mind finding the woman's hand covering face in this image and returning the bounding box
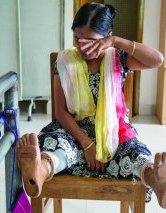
[78,35,114,59]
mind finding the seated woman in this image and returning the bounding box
[17,2,166,208]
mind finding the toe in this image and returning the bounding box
[25,134,30,145]
[162,152,166,163]
[154,153,162,168]
[17,138,23,148]
[29,133,38,146]
[20,139,25,147]
[22,135,28,146]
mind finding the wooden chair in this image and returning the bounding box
[31,52,146,213]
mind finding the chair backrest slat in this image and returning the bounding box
[50,52,58,121]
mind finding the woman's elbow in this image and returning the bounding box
[54,109,63,121]
[54,107,69,121]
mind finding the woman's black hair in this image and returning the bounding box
[72,3,116,37]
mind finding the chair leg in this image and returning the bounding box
[54,199,62,213]
[133,200,145,213]
[31,197,44,213]
[120,201,129,213]
[133,184,145,213]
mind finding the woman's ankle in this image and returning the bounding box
[41,152,55,181]
[42,158,52,179]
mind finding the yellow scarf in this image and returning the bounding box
[57,47,119,162]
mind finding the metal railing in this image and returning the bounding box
[0,71,21,212]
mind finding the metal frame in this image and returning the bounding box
[60,0,65,50]
[0,71,21,212]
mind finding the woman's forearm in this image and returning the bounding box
[55,110,92,149]
[113,36,163,68]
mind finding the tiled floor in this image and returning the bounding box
[0,113,166,212]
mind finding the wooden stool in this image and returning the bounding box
[31,174,145,213]
[31,52,146,212]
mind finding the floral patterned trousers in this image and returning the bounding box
[38,119,153,202]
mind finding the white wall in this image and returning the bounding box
[0,0,61,99]
[21,0,61,98]
[64,0,73,49]
[0,0,18,76]
[139,0,161,115]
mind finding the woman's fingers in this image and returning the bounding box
[85,42,100,55]
[86,42,105,59]
[78,39,95,51]
[79,40,95,51]
[88,161,100,171]
[95,161,101,171]
[78,39,100,52]
[88,160,106,172]
[78,38,107,59]
[78,36,113,56]
[78,38,94,44]
[84,142,106,172]
[96,162,106,172]
[87,158,95,171]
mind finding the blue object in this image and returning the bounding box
[0,108,19,211]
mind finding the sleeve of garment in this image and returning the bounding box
[117,48,131,84]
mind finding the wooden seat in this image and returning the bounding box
[31,52,146,213]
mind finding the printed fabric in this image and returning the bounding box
[56,47,136,162]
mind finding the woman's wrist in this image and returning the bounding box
[111,36,137,55]
[111,36,116,47]
[105,35,116,48]
[83,142,94,151]
[79,137,93,149]
[112,36,124,48]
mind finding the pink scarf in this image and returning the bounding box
[113,49,137,143]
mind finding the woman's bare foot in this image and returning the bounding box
[17,133,51,198]
[144,152,166,208]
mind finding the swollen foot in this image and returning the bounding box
[145,152,166,208]
[17,133,51,198]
